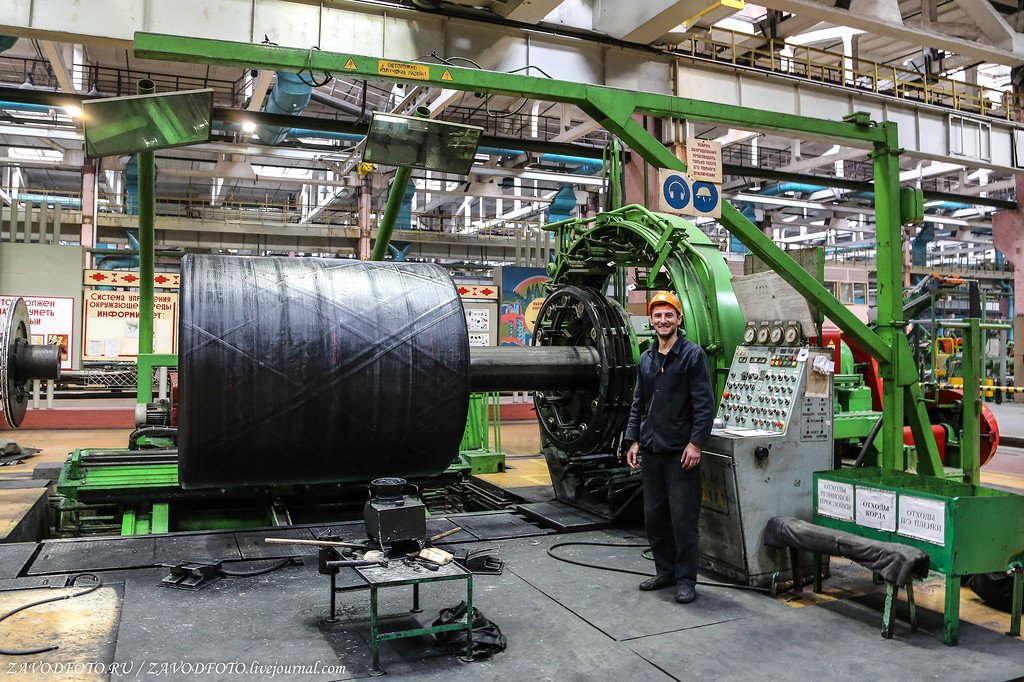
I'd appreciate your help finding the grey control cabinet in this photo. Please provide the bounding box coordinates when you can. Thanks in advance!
[699,345,834,586]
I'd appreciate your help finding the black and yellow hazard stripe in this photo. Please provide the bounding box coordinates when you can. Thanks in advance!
[936,383,1024,394]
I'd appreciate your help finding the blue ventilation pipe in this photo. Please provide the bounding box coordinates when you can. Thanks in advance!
[398,179,416,230]
[539,154,604,168]
[0,101,54,114]
[256,72,313,145]
[286,128,363,143]
[911,224,935,267]
[547,184,578,223]
[0,100,82,117]
[125,155,140,216]
[545,160,601,223]
[387,243,411,261]
[15,194,82,208]
[95,158,142,288]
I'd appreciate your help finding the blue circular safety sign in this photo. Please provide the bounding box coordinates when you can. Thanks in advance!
[692,181,719,214]
[662,174,690,210]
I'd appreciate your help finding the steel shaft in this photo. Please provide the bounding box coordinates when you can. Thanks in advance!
[468,346,600,392]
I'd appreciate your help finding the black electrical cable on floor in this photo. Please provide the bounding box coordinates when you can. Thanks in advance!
[0,573,103,656]
[218,558,293,577]
[547,541,771,594]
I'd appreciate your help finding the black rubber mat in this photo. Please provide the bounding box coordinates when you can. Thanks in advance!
[28,534,241,574]
[0,479,49,490]
[0,575,71,591]
[235,527,319,558]
[308,521,364,541]
[0,542,36,578]
[425,517,475,543]
[445,512,550,540]
[516,501,611,532]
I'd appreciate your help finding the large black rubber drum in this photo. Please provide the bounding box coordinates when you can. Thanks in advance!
[178,255,470,488]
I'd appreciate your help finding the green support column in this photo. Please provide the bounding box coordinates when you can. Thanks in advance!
[871,127,906,470]
[904,381,945,476]
[370,106,428,262]
[137,78,156,403]
[944,574,961,646]
[1010,564,1023,638]
[960,318,982,484]
[371,164,413,261]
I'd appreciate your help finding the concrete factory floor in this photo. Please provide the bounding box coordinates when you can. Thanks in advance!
[0,419,1022,679]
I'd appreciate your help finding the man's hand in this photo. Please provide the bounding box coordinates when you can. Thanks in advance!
[626,442,641,470]
[681,442,701,470]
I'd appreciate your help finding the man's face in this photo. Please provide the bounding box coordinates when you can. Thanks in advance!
[649,304,680,339]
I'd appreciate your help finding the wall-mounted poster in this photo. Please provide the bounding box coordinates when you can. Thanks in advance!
[465,308,489,347]
[82,290,178,360]
[498,266,549,347]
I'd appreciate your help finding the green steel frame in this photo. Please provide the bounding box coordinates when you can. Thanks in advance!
[546,204,744,388]
[132,33,942,478]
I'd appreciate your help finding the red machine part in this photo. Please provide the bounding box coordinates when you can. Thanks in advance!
[921,387,999,467]
[822,325,999,467]
[169,371,179,427]
[822,326,884,411]
[903,425,947,463]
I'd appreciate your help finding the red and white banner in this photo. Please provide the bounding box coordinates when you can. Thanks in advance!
[456,284,498,300]
[84,270,180,288]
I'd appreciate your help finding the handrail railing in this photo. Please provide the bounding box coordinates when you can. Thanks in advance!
[676,28,1019,122]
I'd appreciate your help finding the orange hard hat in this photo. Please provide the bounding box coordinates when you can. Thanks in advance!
[647,291,682,316]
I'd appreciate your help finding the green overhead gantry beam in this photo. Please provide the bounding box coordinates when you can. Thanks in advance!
[133,32,943,479]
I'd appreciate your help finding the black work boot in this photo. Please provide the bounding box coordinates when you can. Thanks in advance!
[639,575,676,591]
[675,583,696,604]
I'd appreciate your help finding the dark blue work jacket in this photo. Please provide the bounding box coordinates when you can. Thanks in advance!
[624,334,715,454]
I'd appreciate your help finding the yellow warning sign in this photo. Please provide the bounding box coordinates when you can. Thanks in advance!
[377,60,430,80]
[343,58,357,70]
[441,69,453,82]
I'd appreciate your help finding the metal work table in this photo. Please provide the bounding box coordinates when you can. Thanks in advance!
[329,560,474,676]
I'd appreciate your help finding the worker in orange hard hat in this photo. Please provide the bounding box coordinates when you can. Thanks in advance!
[646,290,682,317]
[624,290,714,605]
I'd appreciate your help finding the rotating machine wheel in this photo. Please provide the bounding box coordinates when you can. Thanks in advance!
[1,298,61,428]
[532,286,637,456]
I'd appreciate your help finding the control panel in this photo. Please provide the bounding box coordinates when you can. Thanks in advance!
[718,346,807,433]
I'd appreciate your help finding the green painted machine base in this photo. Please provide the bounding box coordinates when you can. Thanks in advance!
[814,467,1024,645]
[459,450,505,475]
[122,504,169,534]
[53,448,485,536]
[834,412,881,441]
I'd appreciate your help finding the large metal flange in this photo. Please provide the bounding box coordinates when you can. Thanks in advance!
[532,285,637,456]
[1,298,31,428]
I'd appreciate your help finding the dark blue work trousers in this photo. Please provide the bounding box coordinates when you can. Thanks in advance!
[641,450,701,587]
